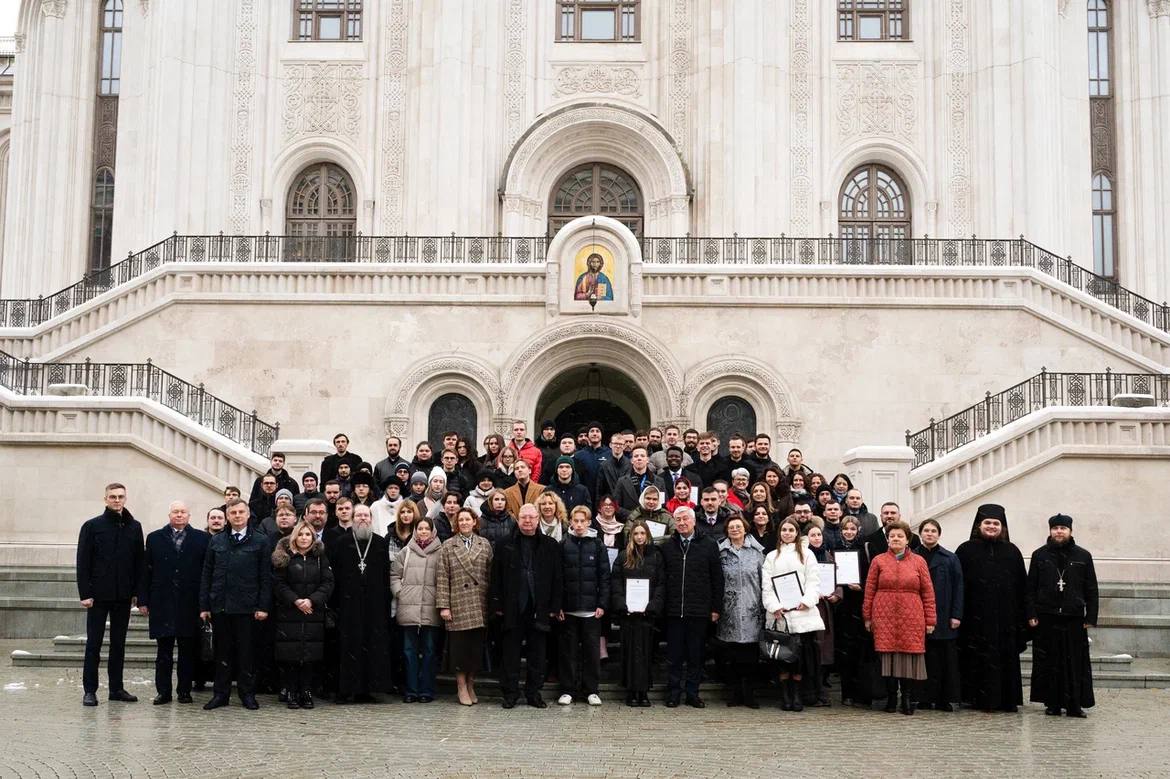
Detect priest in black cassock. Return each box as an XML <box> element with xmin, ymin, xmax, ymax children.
<box><xmin>327</xmin><ymin>504</ymin><xmax>392</xmax><ymax>703</ymax></box>
<box><xmin>955</xmin><ymin>503</ymin><xmax>1028</xmax><ymax>712</ymax></box>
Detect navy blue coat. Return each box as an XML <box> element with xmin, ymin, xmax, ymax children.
<box><xmin>921</xmin><ymin>544</ymin><xmax>964</xmax><ymax>640</ymax></box>
<box><xmin>199</xmin><ymin>528</ymin><xmax>273</xmax><ymax>614</ymax></box>
<box><xmin>560</xmin><ymin>533</ymin><xmax>611</xmax><ymax>613</ymax></box>
<box><xmin>139</xmin><ymin>526</ymin><xmax>210</xmax><ymax>638</ymax></box>
<box><xmin>76</xmin><ymin>508</ymin><xmax>144</xmax><ymax>603</ymax></box>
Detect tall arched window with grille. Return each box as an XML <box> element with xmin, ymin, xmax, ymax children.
<box><xmin>1092</xmin><ymin>172</ymin><xmax>1116</xmax><ymax>279</ymax></box>
<box><xmin>284</xmin><ymin>162</ymin><xmax>357</xmax><ymax>260</ymax></box>
<box><xmin>838</xmin><ymin>163</ymin><xmax>911</xmax><ymax>263</ymax></box>
<box><xmin>90</xmin><ymin>168</ymin><xmax>115</xmax><ymax>271</ymax></box>
<box><xmin>548</xmin><ymin>162</ymin><xmax>643</xmax><ymax>237</ymax></box>
<box><xmin>1088</xmin><ymin>0</ymin><xmax>1119</xmax><ymax>280</ymax></box>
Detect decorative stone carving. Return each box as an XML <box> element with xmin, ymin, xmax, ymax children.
<box><xmin>503</xmin><ymin>0</ymin><xmax>527</xmax><ymax>146</ymax></box>
<box><xmin>13</xmin><ymin>33</ymin><xmax>24</xmax><ymax>54</ymax></box>
<box><xmin>380</xmin><ymin>0</ymin><xmax>408</xmax><ymax>233</ymax></box>
<box><xmin>553</xmin><ymin>65</ymin><xmax>642</xmax><ymax>98</ymax></box>
<box><xmin>383</xmin><ymin>415</ymin><xmax>409</xmax><ymax>437</ymax></box>
<box><xmin>93</xmin><ymin>98</ymin><xmax>119</xmax><ymax>170</ymax></box>
<box><xmin>946</xmin><ymin>0</ymin><xmax>973</xmax><ymax>236</ymax></box>
<box><xmin>1090</xmin><ymin>98</ymin><xmax>1115</xmax><ymax>176</ymax></box>
<box><xmin>40</xmin><ymin>0</ymin><xmax>66</xmax><ymax>19</ymax></box>
<box><xmin>776</xmin><ymin>420</ymin><xmax>802</xmax><ymax>444</ymax></box>
<box><xmin>229</xmin><ymin>0</ymin><xmax>257</xmax><ymax>235</ymax></box>
<box><xmin>1150</xmin><ymin>0</ymin><xmax>1170</xmax><ymax>18</ymax></box>
<box><xmin>789</xmin><ymin>0</ymin><xmax>812</xmax><ymax>234</ymax></box>
<box><xmin>835</xmin><ymin>62</ymin><xmax>918</xmax><ymax>143</ymax></box>
<box><xmin>1057</xmin><ymin>0</ymin><xmax>1071</xmax><ymax>17</ymax></box>
<box><xmin>668</xmin><ymin>0</ymin><xmax>691</xmax><ymax>152</ymax></box>
<box><xmin>391</xmin><ymin>354</ymin><xmax>505</xmax><ymax>417</ymax></box>
<box><xmin>679</xmin><ymin>357</ymin><xmax>797</xmax><ymax>419</ymax></box>
<box><xmin>139</xmin><ymin>0</ymin><xmax>150</xmax><ymax>15</ymax></box>
<box><xmin>281</xmin><ymin>62</ymin><xmax>365</xmax><ymax>144</ymax></box>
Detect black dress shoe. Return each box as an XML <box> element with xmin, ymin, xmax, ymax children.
<box><xmin>1045</xmin><ymin>707</ymin><xmax>1062</xmax><ymax>716</ymax></box>
<box><xmin>638</xmin><ymin>693</ymin><xmax>652</xmax><ymax>708</ymax></box>
<box><xmin>177</xmin><ymin>693</ymin><xmax>193</xmax><ymax>704</ymax></box>
<box><xmin>203</xmin><ymin>695</ymin><xmax>229</xmax><ymax>710</ymax></box>
<box><xmin>527</xmin><ymin>695</ymin><xmax>547</xmax><ymax>709</ymax></box>
<box><xmin>287</xmin><ymin>697</ymin><xmax>300</xmax><ymax>709</ymax></box>
<box><xmin>82</xmin><ymin>692</ymin><xmax>98</xmax><ymax>707</ymax></box>
<box><xmin>664</xmin><ymin>697</ymin><xmax>679</xmax><ymax>708</ymax></box>
<box><xmin>625</xmin><ymin>694</ymin><xmax>637</xmax><ymax>707</ymax></box>
<box><xmin>152</xmin><ymin>694</ymin><xmax>172</xmax><ymax>705</ymax></box>
<box><xmin>418</xmin><ymin>695</ymin><xmax>434</xmax><ymax>703</ymax></box>
<box><xmin>109</xmin><ymin>689</ymin><xmax>138</xmax><ymax>703</ymax></box>
<box><xmin>278</xmin><ymin>689</ymin><xmax>289</xmax><ymax>703</ymax></box>
<box><xmin>686</xmin><ymin>695</ymin><xmax>706</xmax><ymax>709</ymax></box>
<box><xmin>501</xmin><ymin>697</ymin><xmax>518</xmax><ymax>709</ymax></box>
<box><xmin>1067</xmin><ymin>708</ymin><xmax>1087</xmax><ymax>718</ymax></box>
<box><xmin>937</xmin><ymin>702</ymin><xmax>954</xmax><ymax>712</ymax></box>
<box><xmin>241</xmin><ymin>695</ymin><xmax>260</xmax><ymax>710</ymax></box>
<box><xmin>300</xmin><ymin>691</ymin><xmax>315</xmax><ymax>709</ymax></box>
<box><xmin>403</xmin><ymin>694</ymin><xmax>418</xmax><ymax>703</ymax></box>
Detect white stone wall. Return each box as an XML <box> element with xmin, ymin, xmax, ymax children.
<box><xmin>3</xmin><ymin>0</ymin><xmax>1164</xmax><ymax>300</ymax></box>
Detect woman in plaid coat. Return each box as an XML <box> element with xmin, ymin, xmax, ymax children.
<box><xmin>437</xmin><ymin>507</ymin><xmax>493</xmax><ymax>705</ymax></box>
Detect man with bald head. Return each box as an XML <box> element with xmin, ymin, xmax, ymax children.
<box><xmin>139</xmin><ymin>500</ymin><xmax>210</xmax><ymax>705</ymax></box>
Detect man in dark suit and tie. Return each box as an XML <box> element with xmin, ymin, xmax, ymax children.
<box><xmin>138</xmin><ymin>500</ymin><xmax>209</xmax><ymax>704</ymax></box>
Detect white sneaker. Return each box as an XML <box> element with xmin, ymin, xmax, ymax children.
<box><xmin>557</xmin><ymin>693</ymin><xmax>572</xmax><ymax>705</ymax></box>
<box><xmin>587</xmin><ymin>693</ymin><xmax>602</xmax><ymax>706</ymax></box>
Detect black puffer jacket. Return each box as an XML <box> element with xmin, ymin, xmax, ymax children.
<box><xmin>659</xmin><ymin>533</ymin><xmax>724</xmax><ymax>618</ymax></box>
<box><xmin>479</xmin><ymin>508</ymin><xmax>517</xmax><ymax>548</ymax></box>
<box><xmin>560</xmin><ymin>532</ymin><xmax>611</xmax><ymax>613</ymax></box>
<box><xmin>271</xmin><ymin>537</ymin><xmax>334</xmax><ymax>664</ymax></box>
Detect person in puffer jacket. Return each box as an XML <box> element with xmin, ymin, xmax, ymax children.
<box><xmin>556</xmin><ymin>506</ymin><xmax>611</xmax><ymax>706</ymax></box>
<box><xmin>390</xmin><ymin>517</ymin><xmax>444</xmax><ymax>703</ymax></box>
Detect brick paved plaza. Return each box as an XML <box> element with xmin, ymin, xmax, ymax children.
<box><xmin>0</xmin><ymin>643</ymin><xmax>1164</xmax><ymax>779</ymax></box>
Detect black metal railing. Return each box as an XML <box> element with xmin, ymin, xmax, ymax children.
<box><xmin>641</xmin><ymin>235</ymin><xmax>1170</xmax><ymax>333</ymax></box>
<box><xmin>2</xmin><ymin>233</ymin><xmax>1167</xmax><ymax>333</ymax></box>
<box><xmin>0</xmin><ymin>350</ymin><xmax>279</xmax><ymax>456</ymax></box>
<box><xmin>905</xmin><ymin>368</ymin><xmax>1170</xmax><ymax>468</ymax></box>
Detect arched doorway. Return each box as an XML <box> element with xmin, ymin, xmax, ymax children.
<box><xmin>534</xmin><ymin>364</ymin><xmax>650</xmax><ymax>439</ymax></box>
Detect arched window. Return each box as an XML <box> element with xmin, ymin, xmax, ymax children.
<box><xmin>1088</xmin><ymin>0</ymin><xmax>1111</xmax><ymax>97</ymax></box>
<box><xmin>548</xmin><ymin>162</ymin><xmax>642</xmax><ymax>238</ymax></box>
<box><xmin>1092</xmin><ymin>173</ymin><xmax>1116</xmax><ymax>278</ymax></box>
<box><xmin>838</xmin><ymin>163</ymin><xmax>911</xmax><ymax>262</ymax></box>
<box><xmin>90</xmin><ymin>168</ymin><xmax>115</xmax><ymax>271</ymax></box>
<box><xmin>427</xmin><ymin>393</ymin><xmax>477</xmax><ymax>451</ymax></box>
<box><xmin>706</xmin><ymin>396</ymin><xmax>757</xmax><ymax>450</ymax></box>
<box><xmin>284</xmin><ymin>162</ymin><xmax>357</xmax><ymax>260</ymax></box>
<box><xmin>99</xmin><ymin>0</ymin><xmax>123</xmax><ymax>96</ymax></box>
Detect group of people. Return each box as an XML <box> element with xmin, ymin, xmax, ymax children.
<box><xmin>75</xmin><ymin>421</ymin><xmax>1099</xmax><ymax>717</ymax></box>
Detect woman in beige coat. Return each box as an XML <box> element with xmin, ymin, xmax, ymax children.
<box><xmin>390</xmin><ymin>517</ymin><xmax>443</xmax><ymax>703</ymax></box>
<box><xmin>437</xmin><ymin>507</ymin><xmax>494</xmax><ymax>705</ymax></box>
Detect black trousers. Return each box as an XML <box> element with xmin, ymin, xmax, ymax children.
<box><xmin>558</xmin><ymin>615</ymin><xmax>601</xmax><ymax>696</ymax></box>
<box><xmin>500</xmin><ymin>615</ymin><xmax>548</xmax><ymax>700</ymax></box>
<box><xmin>282</xmin><ymin>662</ymin><xmax>314</xmax><ymax>694</ymax></box>
<box><xmin>665</xmin><ymin>616</ymin><xmax>708</xmax><ymax>698</ymax></box>
<box><xmin>155</xmin><ymin>635</ymin><xmax>198</xmax><ymax>697</ymax></box>
<box><xmin>83</xmin><ymin>599</ymin><xmax>131</xmax><ymax>694</ymax></box>
<box><xmin>212</xmin><ymin>613</ymin><xmax>256</xmax><ymax>698</ymax></box>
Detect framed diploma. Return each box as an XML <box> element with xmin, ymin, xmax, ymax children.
<box><xmin>626</xmin><ymin>577</ymin><xmax>650</xmax><ymax>613</ymax></box>
<box><xmin>835</xmin><ymin>550</ymin><xmax>861</xmax><ymax>586</ymax></box>
<box><xmin>771</xmin><ymin>571</ymin><xmax>804</xmax><ymax>610</ymax></box>
<box><xmin>816</xmin><ymin>562</ymin><xmax>837</xmax><ymax>597</ymax></box>
<box><xmin>645</xmin><ymin>520</ymin><xmax>667</xmax><ymax>539</ymax></box>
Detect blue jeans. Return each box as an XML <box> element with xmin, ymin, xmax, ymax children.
<box><xmin>402</xmin><ymin>625</ymin><xmax>438</xmax><ymax>698</ymax></box>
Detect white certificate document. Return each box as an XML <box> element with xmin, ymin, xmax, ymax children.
<box><xmin>607</xmin><ymin>547</ymin><xmax>619</xmax><ymax>570</ymax></box>
<box><xmin>771</xmin><ymin>572</ymin><xmax>804</xmax><ymax>610</ymax></box>
<box><xmin>626</xmin><ymin>578</ymin><xmax>650</xmax><ymax>613</ymax></box>
<box><xmin>646</xmin><ymin>520</ymin><xmax>667</xmax><ymax>539</ymax></box>
<box><xmin>817</xmin><ymin>562</ymin><xmax>837</xmax><ymax>597</ymax></box>
<box><xmin>835</xmin><ymin>551</ymin><xmax>861</xmax><ymax>586</ymax></box>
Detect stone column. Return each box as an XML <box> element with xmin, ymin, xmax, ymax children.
<box><xmin>1148</xmin><ymin>1</ymin><xmax>1170</xmax><ymax>299</ymax></box>
<box><xmin>841</xmin><ymin>445</ymin><xmax>915</xmax><ymax>515</ymax></box>
<box><xmin>270</xmin><ymin>438</ymin><xmax>334</xmax><ymax>483</ymax></box>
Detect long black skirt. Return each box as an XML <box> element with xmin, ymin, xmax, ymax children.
<box><xmin>447</xmin><ymin>628</ymin><xmax>485</xmax><ymax>674</ymax></box>
<box><xmin>920</xmin><ymin>638</ymin><xmax>961</xmax><ymax>705</ymax></box>
<box><xmin>620</xmin><ymin>615</ymin><xmax>655</xmax><ymax>693</ymax></box>
<box><xmin>1029</xmin><ymin>615</ymin><xmax>1094</xmax><ymax>709</ymax></box>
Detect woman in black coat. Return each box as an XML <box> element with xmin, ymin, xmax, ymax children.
<box><xmin>272</xmin><ymin>521</ymin><xmax>334</xmax><ymax>709</ymax></box>
<box><xmin>833</xmin><ymin>516</ymin><xmax>872</xmax><ymax>706</ymax></box>
<box><xmin>917</xmin><ymin>519</ymin><xmax>964</xmax><ymax>711</ymax></box>
<box><xmin>610</xmin><ymin>520</ymin><xmax>664</xmax><ymax>707</ymax></box>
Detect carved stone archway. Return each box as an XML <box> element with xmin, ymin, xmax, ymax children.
<box><xmin>681</xmin><ymin>356</ymin><xmax>802</xmax><ymax>448</ymax></box>
<box><xmin>384</xmin><ymin>354</ymin><xmax>504</xmax><ymax>445</ymax></box>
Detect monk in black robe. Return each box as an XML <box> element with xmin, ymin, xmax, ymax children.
<box><xmin>328</xmin><ymin>505</ymin><xmax>392</xmax><ymax>702</ymax></box>
<box><xmin>1026</xmin><ymin>513</ymin><xmax>1098</xmax><ymax>717</ymax></box>
<box><xmin>955</xmin><ymin>503</ymin><xmax>1028</xmax><ymax>712</ymax></box>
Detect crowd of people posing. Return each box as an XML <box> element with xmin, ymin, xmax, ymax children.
<box><xmin>75</xmin><ymin>421</ymin><xmax>1100</xmax><ymax>718</ymax></box>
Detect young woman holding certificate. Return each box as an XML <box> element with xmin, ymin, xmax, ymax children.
<box><xmin>862</xmin><ymin>520</ymin><xmax>937</xmax><ymax>715</ymax></box>
<box><xmin>761</xmin><ymin>516</ymin><xmax>825</xmax><ymax>711</ymax></box>
<box><xmin>610</xmin><ymin>521</ymin><xmax>664</xmax><ymax>707</ymax></box>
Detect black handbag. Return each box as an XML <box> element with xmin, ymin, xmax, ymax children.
<box><xmin>199</xmin><ymin>619</ymin><xmax>214</xmax><ymax>662</ymax></box>
<box><xmin>759</xmin><ymin>615</ymin><xmax>800</xmax><ymax>664</ymax></box>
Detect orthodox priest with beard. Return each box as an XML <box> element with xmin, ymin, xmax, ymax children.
<box><xmin>327</xmin><ymin>504</ymin><xmax>392</xmax><ymax>703</ymax></box>
<box><xmin>955</xmin><ymin>503</ymin><xmax>1028</xmax><ymax>713</ymax></box>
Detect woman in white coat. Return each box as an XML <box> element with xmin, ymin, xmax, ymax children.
<box><xmin>761</xmin><ymin>516</ymin><xmax>825</xmax><ymax>711</ymax></box>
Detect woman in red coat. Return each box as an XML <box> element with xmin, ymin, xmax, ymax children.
<box><xmin>863</xmin><ymin>520</ymin><xmax>936</xmax><ymax>715</ymax></box>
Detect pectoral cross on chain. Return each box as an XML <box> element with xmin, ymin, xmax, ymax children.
<box><xmin>1057</xmin><ymin>576</ymin><xmax>1065</xmax><ymax>592</ymax></box>
<box><xmin>358</xmin><ymin>560</ymin><xmax>367</xmax><ymax>575</ymax></box>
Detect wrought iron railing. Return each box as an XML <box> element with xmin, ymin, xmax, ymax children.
<box><xmin>906</xmin><ymin>369</ymin><xmax>1170</xmax><ymax>468</ymax></box>
<box><xmin>0</xmin><ymin>350</ymin><xmax>279</xmax><ymax>456</ymax></box>
<box><xmin>2</xmin><ymin>233</ymin><xmax>1167</xmax><ymax>332</ymax></box>
<box><xmin>0</xmin><ymin>233</ymin><xmax>549</xmax><ymax>327</ymax></box>
<box><xmin>641</xmin><ymin>236</ymin><xmax>1170</xmax><ymax>333</ymax></box>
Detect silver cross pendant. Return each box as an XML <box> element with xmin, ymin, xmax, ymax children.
<box><xmin>358</xmin><ymin>560</ymin><xmax>367</xmax><ymax>574</ymax></box>
<box><xmin>1057</xmin><ymin>577</ymin><xmax>1065</xmax><ymax>592</ymax></box>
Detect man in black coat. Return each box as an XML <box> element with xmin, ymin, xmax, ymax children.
<box><xmin>685</xmin><ymin>436</ymin><xmax>728</xmax><ymax>490</ymax></box>
<box><xmin>138</xmin><ymin>500</ymin><xmax>209</xmax><ymax>705</ymax></box>
<box><xmin>76</xmin><ymin>482</ymin><xmax>144</xmax><ymax>707</ymax></box>
<box><xmin>659</xmin><ymin>506</ymin><xmax>724</xmax><ymax>708</ymax></box>
<box><xmin>490</xmin><ymin>503</ymin><xmax>563</xmax><ymax>709</ymax></box>
<box><xmin>695</xmin><ymin>487</ymin><xmax>733</xmax><ymax>541</ymax></box>
<box><xmin>320</xmin><ymin>432</ymin><xmax>363</xmax><ymax>484</ymax></box>
<box><xmin>548</xmin><ymin>456</ymin><xmax>592</xmax><ymax>515</ymax></box>
<box><xmin>1026</xmin><ymin>514</ymin><xmax>1099</xmax><ymax>717</ymax></box>
<box><xmin>594</xmin><ymin>432</ymin><xmax>630</xmax><ymax>499</ymax></box>
<box><xmin>248</xmin><ymin>451</ymin><xmax>299</xmax><ymax>502</ymax></box>
<box><xmin>372</xmin><ymin>435</ymin><xmax>410</xmax><ymax>488</ymax></box>
<box><xmin>557</xmin><ymin>509</ymin><xmax>610</xmax><ymax>705</ymax></box>
<box><xmin>612</xmin><ymin>447</ymin><xmax>666</xmax><ymax>512</ymax></box>
<box><xmin>248</xmin><ymin>473</ymin><xmax>278</xmax><ymax>530</ymax></box>
<box><xmin>863</xmin><ymin>502</ymin><xmax>922</xmax><ymax>561</ymax></box>
<box><xmin>199</xmin><ymin>499</ymin><xmax>272</xmax><ymax>710</ymax></box>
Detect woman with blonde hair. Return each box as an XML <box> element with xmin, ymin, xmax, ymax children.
<box><xmin>761</xmin><ymin>515</ymin><xmax>824</xmax><ymax>711</ymax></box>
<box><xmin>437</xmin><ymin>507</ymin><xmax>493</xmax><ymax>705</ymax></box>
<box><xmin>271</xmin><ymin>519</ymin><xmax>334</xmax><ymax>709</ymax></box>
<box><xmin>388</xmin><ymin>499</ymin><xmax>420</xmax><ymax>556</ymax></box>
<box><xmin>535</xmin><ymin>491</ymin><xmax>568</xmax><ymax>542</ymax></box>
